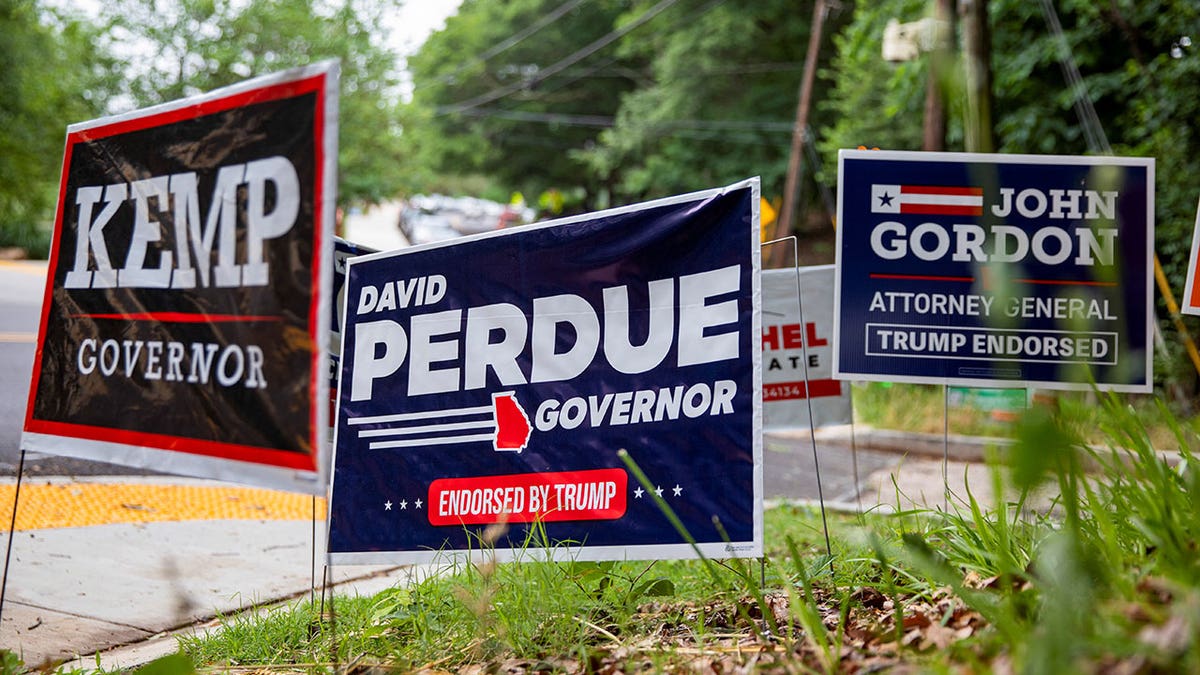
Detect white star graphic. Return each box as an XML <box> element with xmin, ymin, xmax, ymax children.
<box><xmin>415</xmin><ymin>499</ymin><xmax>424</xmax><ymax>509</ymax></box>
<box><xmin>654</xmin><ymin>485</ymin><xmax>663</xmax><ymax>497</ymax></box>
<box><xmin>399</xmin><ymin>499</ymin><xmax>408</xmax><ymax>510</ymax></box>
<box><xmin>384</xmin><ymin>501</ymin><xmax>392</xmax><ymax>511</ymax></box>
<box><xmin>634</xmin><ymin>486</ymin><xmax>644</xmax><ymax>499</ymax></box>
<box><xmin>672</xmin><ymin>484</ymin><xmax>683</xmax><ymax>497</ymax></box>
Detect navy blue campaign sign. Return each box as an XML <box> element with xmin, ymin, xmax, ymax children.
<box><xmin>834</xmin><ymin>150</ymin><xmax>1154</xmax><ymax>392</ymax></box>
<box><xmin>328</xmin><ymin>179</ymin><xmax>763</xmax><ymax>565</ymax></box>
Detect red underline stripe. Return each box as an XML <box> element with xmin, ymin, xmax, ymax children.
<box><xmin>899</xmin><ymin>204</ymin><xmax>983</xmax><ymax>216</ymax></box>
<box><xmin>870</xmin><ymin>273</ymin><xmax>975</xmax><ymax>282</ymax></box>
<box><xmin>1015</xmin><ymin>279</ymin><xmax>1118</xmax><ymax>287</ymax></box>
<box><xmin>72</xmin><ymin>313</ymin><xmax>284</xmax><ymax>323</ymax></box>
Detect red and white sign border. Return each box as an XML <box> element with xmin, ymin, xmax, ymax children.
<box><xmin>21</xmin><ymin>61</ymin><xmax>339</xmax><ymax>494</ymax></box>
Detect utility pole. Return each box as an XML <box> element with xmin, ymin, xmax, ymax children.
<box><xmin>959</xmin><ymin>0</ymin><xmax>994</xmax><ymax>152</ymax></box>
<box><xmin>924</xmin><ymin>0</ymin><xmax>954</xmax><ymax>151</ymax></box>
<box><xmin>772</xmin><ymin>0</ymin><xmax>827</xmax><ymax>268</ymax></box>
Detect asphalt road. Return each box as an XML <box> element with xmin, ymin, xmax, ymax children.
<box><xmin>0</xmin><ymin>261</ymin><xmax>150</xmax><ymax>477</ymax></box>
<box><xmin>0</xmin><ymin>261</ymin><xmax>44</xmax><ymax>474</ymax></box>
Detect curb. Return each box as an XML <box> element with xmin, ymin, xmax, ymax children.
<box><xmin>769</xmin><ymin>425</ymin><xmax>1003</xmax><ymax>463</ymax></box>
<box><xmin>794</xmin><ymin>424</ymin><xmax>1184</xmax><ymax>469</ymax></box>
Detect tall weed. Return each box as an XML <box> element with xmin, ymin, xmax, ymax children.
<box><xmin>889</xmin><ymin>388</ymin><xmax>1200</xmax><ymax>672</ymax></box>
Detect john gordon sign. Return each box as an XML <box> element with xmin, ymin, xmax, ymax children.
<box><xmin>834</xmin><ymin>150</ymin><xmax>1153</xmax><ymax>392</ymax></box>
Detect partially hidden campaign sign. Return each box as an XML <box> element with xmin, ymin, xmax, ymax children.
<box><xmin>761</xmin><ymin>266</ymin><xmax>850</xmax><ymax>430</ymax></box>
<box><xmin>834</xmin><ymin>150</ymin><xmax>1153</xmax><ymax>392</ymax></box>
<box><xmin>329</xmin><ymin>179</ymin><xmax>762</xmax><ymax>564</ymax></box>
<box><xmin>1179</xmin><ymin>197</ymin><xmax>1200</xmax><ymax>317</ymax></box>
<box><xmin>22</xmin><ymin>62</ymin><xmax>339</xmax><ymax>493</ymax></box>
<box><xmin>330</xmin><ymin>236</ymin><xmax>377</xmax><ymax>428</ymax></box>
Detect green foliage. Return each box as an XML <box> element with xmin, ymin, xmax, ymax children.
<box><xmin>0</xmin><ymin>0</ymin><xmax>116</xmax><ymax>256</ymax></box>
<box><xmin>130</xmin><ymin>652</ymin><xmax>195</xmax><ymax>675</ymax></box>
<box><xmin>106</xmin><ymin>0</ymin><xmax>406</xmax><ymax>208</ymax></box>
<box><xmin>0</xmin><ymin>650</ymin><xmax>23</xmax><ymax>675</ymax></box>
<box><xmin>879</xmin><ymin>389</ymin><xmax>1200</xmax><ymax>672</ymax></box>
<box><xmin>403</xmin><ymin>0</ymin><xmax>643</xmax><ymax>206</ymax></box>
<box><xmin>581</xmin><ymin>0</ymin><xmax>836</xmax><ymax>204</ymax></box>
<box><xmin>818</xmin><ymin>0</ymin><xmax>932</xmax><ymax>175</ymax></box>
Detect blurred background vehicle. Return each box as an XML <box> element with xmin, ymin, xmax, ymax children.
<box><xmin>399</xmin><ymin>194</ymin><xmax>535</xmax><ymax>245</ymax></box>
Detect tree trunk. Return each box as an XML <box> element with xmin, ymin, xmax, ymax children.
<box><xmin>959</xmin><ymin>0</ymin><xmax>994</xmax><ymax>152</ymax></box>
<box><xmin>924</xmin><ymin>0</ymin><xmax>955</xmax><ymax>151</ymax></box>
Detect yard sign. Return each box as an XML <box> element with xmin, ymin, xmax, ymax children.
<box><xmin>1179</xmin><ymin>197</ymin><xmax>1200</xmax><ymax>317</ymax></box>
<box><xmin>761</xmin><ymin>266</ymin><xmax>851</xmax><ymax>430</ymax></box>
<box><xmin>328</xmin><ymin>179</ymin><xmax>762</xmax><ymax>565</ymax></box>
<box><xmin>834</xmin><ymin>150</ymin><xmax>1153</xmax><ymax>392</ymax></box>
<box><xmin>22</xmin><ymin>62</ymin><xmax>339</xmax><ymax>494</ymax></box>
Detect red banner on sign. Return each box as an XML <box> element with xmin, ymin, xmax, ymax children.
<box><xmin>428</xmin><ymin>468</ymin><xmax>628</xmax><ymax>526</ymax></box>
<box><xmin>762</xmin><ymin>379</ymin><xmax>842</xmax><ymax>402</ymax></box>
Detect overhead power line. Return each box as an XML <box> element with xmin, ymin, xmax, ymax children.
<box><xmin>478</xmin><ymin>0</ymin><xmax>728</xmax><ymax>107</ymax></box>
<box><xmin>458</xmin><ymin>106</ymin><xmax>796</xmax><ymax>134</ymax></box>
<box><xmin>437</xmin><ymin>0</ymin><xmax>682</xmax><ymax>115</ymax></box>
<box><xmin>1037</xmin><ymin>0</ymin><xmax>1111</xmax><ymax>154</ymax></box>
<box><xmin>435</xmin><ymin>0</ymin><xmax>594</xmax><ymax>85</ymax></box>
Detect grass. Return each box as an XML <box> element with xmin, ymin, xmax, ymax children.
<box><xmin>169</xmin><ymin>391</ymin><xmax>1200</xmax><ymax>673</ymax></box>
<box><xmin>852</xmin><ymin>381</ymin><xmax>1200</xmax><ymax>449</ymax></box>
<box><xmin>8</xmin><ymin>387</ymin><xmax>1200</xmax><ymax>673</ymax></box>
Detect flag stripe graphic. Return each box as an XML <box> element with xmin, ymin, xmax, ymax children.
<box><xmin>357</xmin><ymin>419</ymin><xmax>495</xmax><ymax>438</ymax></box>
<box><xmin>898</xmin><ymin>193</ymin><xmax>983</xmax><ymax>206</ymax></box>
<box><xmin>370</xmin><ymin>433</ymin><xmax>495</xmax><ymax>450</ymax></box>
<box><xmin>348</xmin><ymin>405</ymin><xmax>492</xmax><ymax>425</ymax></box>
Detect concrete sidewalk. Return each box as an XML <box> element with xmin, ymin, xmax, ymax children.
<box><xmin>0</xmin><ymin>477</ymin><xmax>426</xmax><ymax>670</ymax></box>
<box><xmin>0</xmin><ymin>431</ymin><xmax>1008</xmax><ymax>671</ymax></box>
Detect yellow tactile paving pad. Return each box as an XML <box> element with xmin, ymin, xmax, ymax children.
<box><xmin>0</xmin><ymin>483</ymin><xmax>327</xmax><ymax>532</ymax></box>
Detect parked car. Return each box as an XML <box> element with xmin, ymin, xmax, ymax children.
<box><xmin>399</xmin><ymin>194</ymin><xmax>534</xmax><ymax>245</ymax></box>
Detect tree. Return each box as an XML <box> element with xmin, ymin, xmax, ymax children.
<box><xmin>817</xmin><ymin>0</ymin><xmax>940</xmax><ymax>179</ymax></box>
<box><xmin>581</xmin><ymin>0</ymin><xmax>842</xmax><ymax>211</ymax></box>
<box><xmin>106</xmin><ymin>0</ymin><xmax>407</xmax><ymax>208</ymax></box>
<box><xmin>404</xmin><ymin>0</ymin><xmax>850</xmax><ymax>219</ymax></box>
<box><xmin>402</xmin><ymin>0</ymin><xmax>644</xmax><ymax>209</ymax></box>
<box><xmin>0</xmin><ymin>0</ymin><xmax>117</xmax><ymax>255</ymax></box>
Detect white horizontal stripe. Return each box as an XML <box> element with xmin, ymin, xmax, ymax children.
<box><xmin>358</xmin><ymin>419</ymin><xmax>495</xmax><ymax>438</ymax></box>
<box><xmin>899</xmin><ymin>194</ymin><xmax>983</xmax><ymax>206</ymax></box>
<box><xmin>369</xmin><ymin>433</ymin><xmax>494</xmax><ymax>449</ymax></box>
<box><xmin>348</xmin><ymin>405</ymin><xmax>492</xmax><ymax>425</ymax></box>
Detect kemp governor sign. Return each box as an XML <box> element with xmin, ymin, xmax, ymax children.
<box><xmin>22</xmin><ymin>62</ymin><xmax>339</xmax><ymax>493</ymax></box>
<box><xmin>329</xmin><ymin>179</ymin><xmax>762</xmax><ymax>564</ymax></box>
<box><xmin>835</xmin><ymin>150</ymin><xmax>1153</xmax><ymax>392</ymax></box>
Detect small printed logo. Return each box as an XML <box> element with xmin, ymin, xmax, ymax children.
<box><xmin>871</xmin><ymin>184</ymin><xmax>983</xmax><ymax>216</ymax></box>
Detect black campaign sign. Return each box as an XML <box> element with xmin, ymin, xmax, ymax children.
<box><xmin>23</xmin><ymin>64</ymin><xmax>337</xmax><ymax>492</ymax></box>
